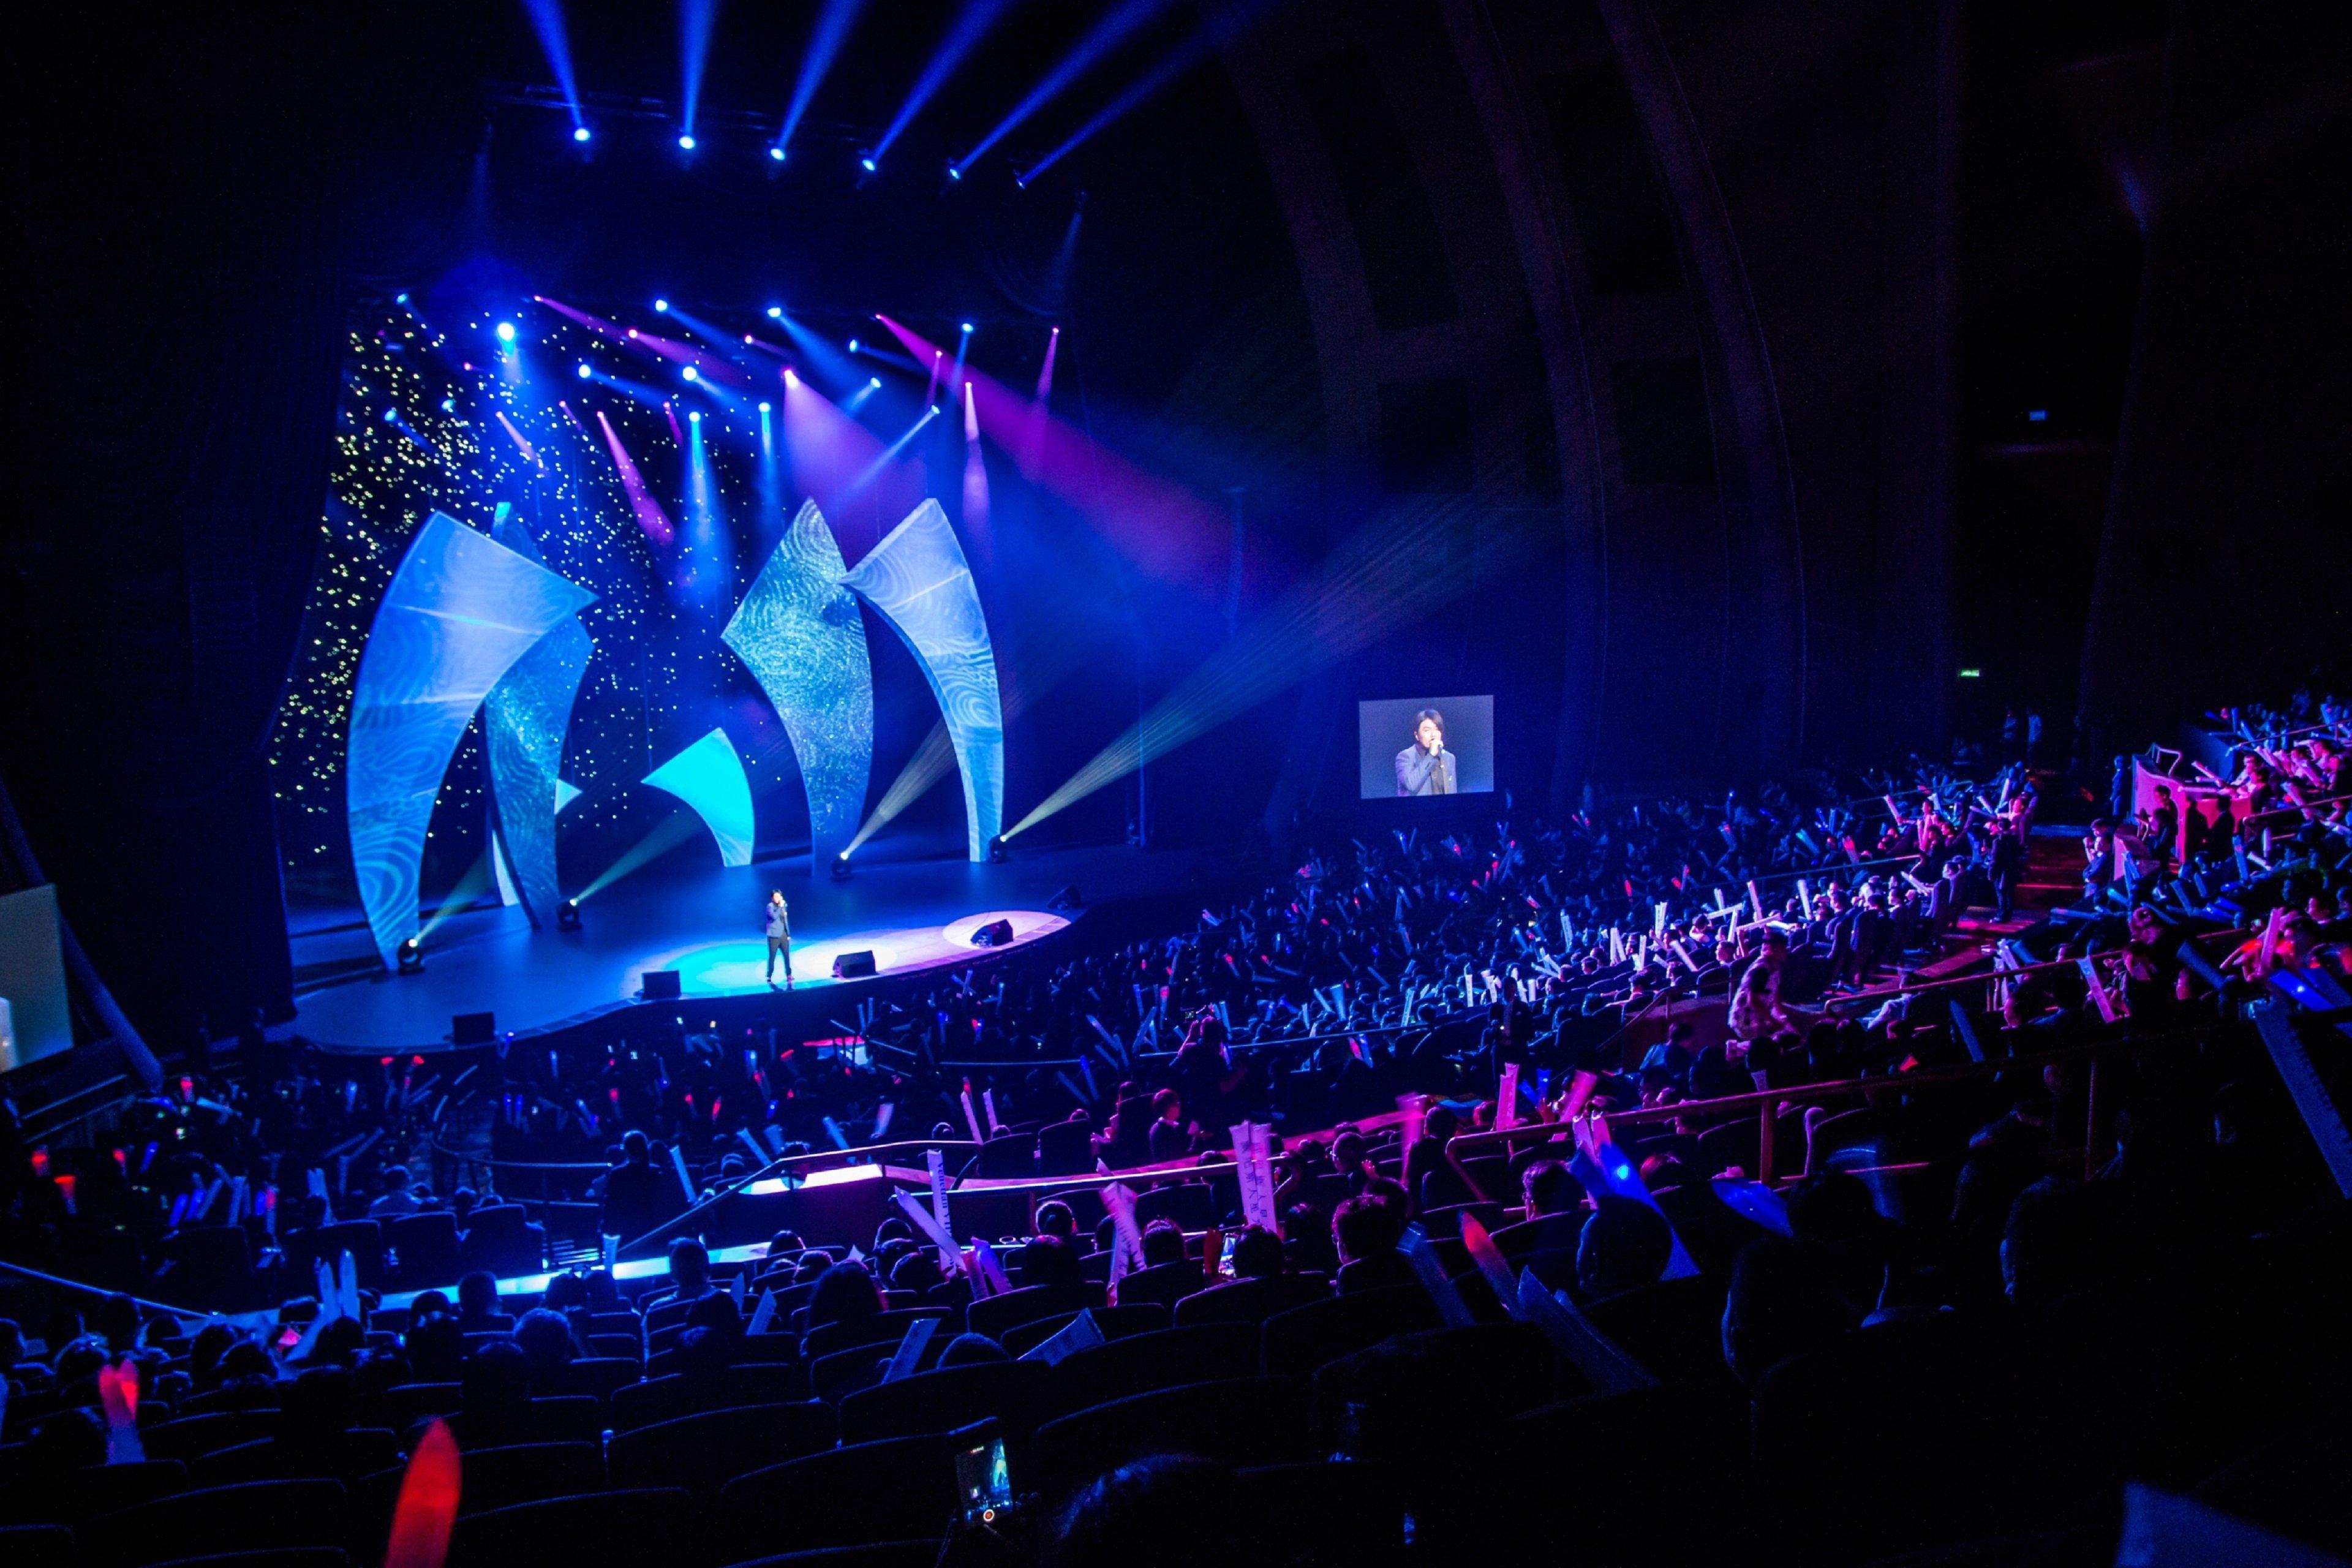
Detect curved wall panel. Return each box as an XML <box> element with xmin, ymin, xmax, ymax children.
<box><xmin>484</xmin><ymin>514</ymin><xmax>596</xmax><ymax>926</ymax></box>
<box><xmin>840</xmin><ymin>500</ymin><xmax>1003</xmax><ymax>861</ymax></box>
<box><xmin>722</xmin><ymin>502</ymin><xmax>873</xmax><ymax>870</ymax></box>
<box><xmin>643</xmin><ymin>726</ymin><xmax>756</xmax><ymax>869</ymax></box>
<box><xmin>346</xmin><ymin>511</ymin><xmax>595</xmax><ymax>967</ymax></box>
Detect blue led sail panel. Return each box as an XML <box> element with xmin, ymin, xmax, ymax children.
<box><xmin>842</xmin><ymin>499</ymin><xmax>1003</xmax><ymax>861</ymax></box>
<box><xmin>347</xmin><ymin>511</ymin><xmax>596</xmax><ymax>968</ymax></box>
<box><xmin>644</xmin><ymin>727</ymin><xmax>756</xmax><ymax>867</ymax></box>
<box><xmin>485</xmin><ymin>514</ymin><xmax>597</xmax><ymax>927</ymax></box>
<box><xmin>722</xmin><ymin>502</ymin><xmax>873</xmax><ymax>869</ymax></box>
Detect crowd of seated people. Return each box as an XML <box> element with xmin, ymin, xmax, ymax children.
<box><xmin>3</xmin><ymin>698</ymin><xmax>2350</xmax><ymax>1563</ymax></box>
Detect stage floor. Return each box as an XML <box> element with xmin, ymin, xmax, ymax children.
<box><xmin>289</xmin><ymin>839</ymin><xmax>1196</xmax><ymax>1054</ymax></box>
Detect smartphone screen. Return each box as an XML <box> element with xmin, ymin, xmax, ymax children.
<box><xmin>954</xmin><ymin>1428</ymin><xmax>1013</xmax><ymax>1525</ymax></box>
<box><xmin>1219</xmin><ymin>1232</ymin><xmax>1239</xmax><ymax>1278</ymax></box>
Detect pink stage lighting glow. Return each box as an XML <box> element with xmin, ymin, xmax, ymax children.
<box><xmin>875</xmin><ymin>315</ymin><xmax>1224</xmax><ymax>594</ymax></box>
<box><xmin>594</xmin><ymin>411</ymin><xmax>676</xmax><ymax>547</ymax></box>
<box><xmin>961</xmin><ymin>379</ymin><xmax>992</xmax><ymax>564</ymax></box>
<box><xmin>492</xmin><ymin>411</ymin><xmax>541</xmax><ymax>467</ymax></box>
<box><xmin>782</xmin><ymin>370</ymin><xmax>924</xmax><ymax>539</ymax></box>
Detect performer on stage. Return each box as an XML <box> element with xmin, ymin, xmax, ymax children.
<box><xmin>765</xmin><ymin>890</ymin><xmax>794</xmax><ymax>989</ymax></box>
<box><xmin>1395</xmin><ymin>708</ymin><xmax>1458</xmax><ymax>797</ymax></box>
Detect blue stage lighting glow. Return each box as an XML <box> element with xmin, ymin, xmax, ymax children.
<box><xmin>682</xmin><ymin>366</ymin><xmax>699</xmax><ymax>381</ymax></box>
<box><xmin>394</xmin><ymin>293</ymin><xmax>409</xmax><ymax>304</ymax></box>
<box><xmin>678</xmin><ymin>132</ymin><xmax>697</xmax><ymax>151</ymax></box>
<box><xmin>641</xmin><ymin>728</ymin><xmax>755</xmax><ymax>868</ymax></box>
<box><xmin>724</xmin><ymin>503</ymin><xmax>875</xmax><ymax>870</ymax></box>
<box><xmin>840</xmin><ymin>500</ymin><xmax>1004</xmax><ymax>862</ymax></box>
<box><xmin>956</xmin><ymin>0</ymin><xmax>1177</xmax><ymax>173</ymax></box>
<box><xmin>947</xmin><ymin>164</ymin><xmax>963</xmax><ymax>181</ymax></box>
<box><xmin>960</xmin><ymin>322</ymin><xmax>974</xmax><ymax>334</ymax></box>
<box><xmin>768</xmin><ymin>145</ymin><xmax>785</xmax><ymax>161</ymax></box>
<box><xmin>573</xmin><ymin>125</ymin><xmax>592</xmax><ymax>143</ymax></box>
<box><xmin>766</xmin><ymin>306</ymin><xmax>783</xmax><ymax>319</ymax></box>
<box><xmin>758</xmin><ymin>401</ymin><xmax>772</xmax><ymax>412</ymax></box>
<box><xmin>688</xmin><ymin>410</ymin><xmax>702</xmax><ymax>422</ymax></box>
<box><xmin>869</xmin><ymin>377</ymin><xmax>882</xmax><ymax>388</ymax></box>
<box><xmin>495</xmin><ymin>322</ymin><xmax>516</xmax><ymax>343</ymax></box>
<box><xmin>847</xmin><ymin>338</ymin><xmax>860</xmax><ymax>353</ymax></box>
<box><xmin>654</xmin><ymin>299</ymin><xmax>670</xmax><ymax>312</ymax></box>
<box><xmin>484</xmin><ymin>514</ymin><xmax>594</xmax><ymax>930</ymax></box>
<box><xmin>576</xmin><ymin>362</ymin><xmax>593</xmax><ymax>379</ymax></box>
<box><xmin>861</xmin><ymin>155</ymin><xmax>878</xmax><ymax>172</ymax></box>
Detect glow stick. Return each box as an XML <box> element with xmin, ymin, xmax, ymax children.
<box><xmin>383</xmin><ymin>1420</ymin><xmax>462</xmax><ymax>1568</ymax></box>
<box><xmin>748</xmin><ymin>1289</ymin><xmax>778</xmax><ymax>1336</ymax></box>
<box><xmin>669</xmin><ymin>1145</ymin><xmax>696</xmax><ymax>1204</ymax></box>
<box><xmin>882</xmin><ymin>1316</ymin><xmax>940</xmax><ymax>1381</ymax></box>
<box><xmin>97</xmin><ymin>1361</ymin><xmax>143</xmax><ymax>1464</ymax></box>
<box><xmin>1018</xmin><ymin>1307</ymin><xmax>1104</xmax><ymax>1365</ymax></box>
<box><xmin>1102</xmin><ymin>1182</ymin><xmax>1145</xmax><ymax>1284</ymax></box>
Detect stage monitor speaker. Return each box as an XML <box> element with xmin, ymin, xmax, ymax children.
<box><xmin>971</xmin><ymin>919</ymin><xmax>1016</xmax><ymax>949</ymax></box>
<box><xmin>833</xmin><ymin>950</ymin><xmax>876</xmax><ymax>979</ymax></box>
<box><xmin>451</xmin><ymin>1011</ymin><xmax>496</xmax><ymax>1046</ymax></box>
<box><xmin>640</xmin><ymin>970</ymin><xmax>682</xmax><ymax>1001</ymax></box>
<box><xmin>1047</xmin><ymin>885</ymin><xmax>1080</xmax><ymax>911</ymax></box>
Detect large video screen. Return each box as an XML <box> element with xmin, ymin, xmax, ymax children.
<box><xmin>1358</xmin><ymin>695</ymin><xmax>1494</xmax><ymax>799</ymax></box>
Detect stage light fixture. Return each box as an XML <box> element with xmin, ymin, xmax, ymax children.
<box><xmin>395</xmin><ymin>292</ymin><xmax>409</xmax><ymax>304</ymax></box>
<box><xmin>682</xmin><ymin>366</ymin><xmax>699</xmax><ymax>381</ymax></box>
<box><xmin>947</xmin><ymin>164</ymin><xmax>963</xmax><ymax>181</ymax></box>
<box><xmin>758</xmin><ymin>400</ymin><xmax>772</xmax><ymax>413</ymax></box>
<box><xmin>576</xmin><ymin>362</ymin><xmax>593</xmax><ymax>379</ymax></box>
<box><xmin>495</xmin><ymin>322</ymin><xmax>516</xmax><ymax>343</ymax></box>
<box><xmin>677</xmin><ymin>132</ymin><xmax>697</xmax><ymax>151</ymax></box>
<box><xmin>831</xmin><ymin>851</ymin><xmax>854</xmax><ymax>881</ymax></box>
<box><xmin>847</xmin><ymin>338</ymin><xmax>860</xmax><ymax>353</ymax></box>
<box><xmin>988</xmin><ymin>835</ymin><xmax>1009</xmax><ymax>864</ymax></box>
<box><xmin>869</xmin><ymin>377</ymin><xmax>881</xmax><ymax>389</ymax></box>
<box><xmin>688</xmin><ymin>410</ymin><xmax>702</xmax><ymax>423</ymax></box>
<box><xmin>766</xmin><ymin>306</ymin><xmax>783</xmax><ymax>319</ymax></box>
<box><xmin>557</xmin><ymin>899</ymin><xmax>581</xmax><ymax>930</ymax></box>
<box><xmin>654</xmin><ymin>298</ymin><xmax>670</xmax><ymax>312</ymax></box>
<box><xmin>396</xmin><ymin>939</ymin><xmax>424</xmax><ymax>974</ymax></box>
<box><xmin>768</xmin><ymin>145</ymin><xmax>785</xmax><ymax>162</ymax></box>
<box><xmin>960</xmin><ymin>321</ymin><xmax>974</xmax><ymax>334</ymax></box>
<box><xmin>860</xmin><ymin>153</ymin><xmax>878</xmax><ymax>172</ymax></box>
<box><xmin>573</xmin><ymin>125</ymin><xmax>592</xmax><ymax>144</ymax></box>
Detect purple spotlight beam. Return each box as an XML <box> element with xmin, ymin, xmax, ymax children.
<box><xmin>777</xmin><ymin>0</ymin><xmax>867</xmax><ymax>156</ymax></box>
<box><xmin>873</xmin><ymin>0</ymin><xmax>1018</xmax><ymax>165</ymax></box>
<box><xmin>957</xmin><ymin>0</ymin><xmax>1177</xmax><ymax>173</ymax></box>
<box><xmin>519</xmin><ymin>0</ymin><xmax>584</xmax><ymax>129</ymax></box>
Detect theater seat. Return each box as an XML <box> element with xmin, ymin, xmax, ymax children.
<box><xmin>0</xmin><ymin>1459</ymin><xmax>187</xmax><ymax>1528</ymax></box>
<box><xmin>78</xmin><ymin>1479</ymin><xmax>350</xmax><ymax>1568</ymax></box>
<box><xmin>445</xmin><ymin>1488</ymin><xmax>694</xmax><ymax>1568</ymax></box>
<box><xmin>1028</xmin><ymin>1378</ymin><xmax>1321</xmax><ymax>1499</ymax></box>
<box><xmin>1039</xmin><ymin>1325</ymin><xmax>1260</xmax><ymax>1423</ymax></box>
<box><xmin>965</xmin><ymin>1283</ymin><xmax>1104</xmax><ymax>1344</ymax></box>
<box><xmin>1258</xmin><ymin>1286</ymin><xmax>1443</xmax><ymax>1379</ymax></box>
<box><xmin>189</xmin><ymin>1428</ymin><xmax>401</xmax><ymax>1487</ymax></box>
<box><xmin>388</xmin><ymin>1212</ymin><xmax>462</xmax><ymax>1290</ymax></box>
<box><xmin>456</xmin><ymin>1205</ymin><xmax>545</xmax><ymax>1278</ymax></box>
<box><xmin>999</xmin><ymin>1303</ymin><xmax>1167</xmax><ymax>1358</ymax></box>
<box><xmin>713</xmin><ymin>1436</ymin><xmax>959</xmax><ymax>1564</ymax></box>
<box><xmin>836</xmin><ymin>1360</ymin><xmax>1050</xmax><ymax>1444</ymax></box>
<box><xmin>0</xmin><ymin>1525</ymin><xmax>74</xmax><ymax>1568</ymax></box>
<box><xmin>606</xmin><ymin>1402</ymin><xmax>838</xmax><ymax>1495</ymax></box>
<box><xmin>720</xmin><ymin>1544</ymin><xmax>944</xmax><ymax>1568</ymax></box>
<box><xmin>141</xmin><ymin>1412</ymin><xmax>274</xmax><ymax>1464</ymax></box>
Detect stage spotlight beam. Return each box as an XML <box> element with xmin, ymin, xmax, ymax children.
<box><xmin>677</xmin><ymin>0</ymin><xmax>720</xmax><ymax>147</ymax></box>
<box><xmin>955</xmin><ymin>0</ymin><xmax>1178</xmax><ymax>173</ymax></box>
<box><xmin>1020</xmin><ymin>21</ymin><xmax>1226</xmax><ymax>185</ymax></box>
<box><xmin>1007</xmin><ymin>496</ymin><xmax>1535</xmax><ymax>839</ymax></box>
<box><xmin>520</xmin><ymin>0</ymin><xmax>587</xmax><ymax>137</ymax></box>
<box><xmin>775</xmin><ymin>0</ymin><xmax>867</xmax><ymax>159</ymax></box>
<box><xmin>872</xmin><ymin>0</ymin><xmax>1018</xmax><ymax>165</ymax></box>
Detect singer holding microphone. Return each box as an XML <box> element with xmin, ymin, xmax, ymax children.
<box><xmin>1394</xmin><ymin>708</ymin><xmax>1457</xmax><ymax>797</ymax></box>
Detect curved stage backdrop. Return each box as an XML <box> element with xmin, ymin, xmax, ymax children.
<box><xmin>275</xmin><ymin>300</ymin><xmax>1013</xmax><ymax>971</ymax></box>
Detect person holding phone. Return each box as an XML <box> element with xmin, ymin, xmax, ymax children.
<box><xmin>1394</xmin><ymin>707</ymin><xmax>1457</xmax><ymax>796</ymax></box>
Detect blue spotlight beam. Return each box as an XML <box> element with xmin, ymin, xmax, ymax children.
<box><xmin>1020</xmin><ymin>20</ymin><xmax>1226</xmax><ymax>184</ymax></box>
<box><xmin>679</xmin><ymin>0</ymin><xmax>723</xmax><ymax>140</ymax></box>
<box><xmin>722</xmin><ymin>502</ymin><xmax>875</xmax><ymax>870</ymax></box>
<box><xmin>347</xmin><ymin>513</ymin><xmax>596</xmax><ymax>968</ymax></box>
<box><xmin>778</xmin><ymin>0</ymin><xmax>867</xmax><ymax>156</ymax></box>
<box><xmin>519</xmin><ymin>0</ymin><xmax>585</xmax><ymax>129</ymax></box>
<box><xmin>643</xmin><ymin>727</ymin><xmax>756</xmax><ymax>867</ymax></box>
<box><xmin>873</xmin><ymin>0</ymin><xmax>1019</xmax><ymax>164</ymax></box>
<box><xmin>484</xmin><ymin>514</ymin><xmax>596</xmax><ymax>928</ymax></box>
<box><xmin>956</xmin><ymin>0</ymin><xmax>1177</xmax><ymax>173</ymax></box>
<box><xmin>841</xmin><ymin>500</ymin><xmax>1003</xmax><ymax>861</ymax></box>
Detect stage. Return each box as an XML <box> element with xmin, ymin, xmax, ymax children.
<box><xmin>288</xmin><ymin>838</ymin><xmax>1208</xmax><ymax>1054</ymax></box>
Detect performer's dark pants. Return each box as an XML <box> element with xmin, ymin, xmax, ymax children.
<box><xmin>767</xmin><ymin>936</ymin><xmax>793</xmax><ymax>979</ymax></box>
